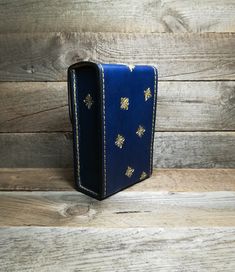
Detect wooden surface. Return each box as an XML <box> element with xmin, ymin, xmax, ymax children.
<box><xmin>1</xmin><ymin>168</ymin><xmax>235</xmax><ymax>192</ymax></box>
<box><xmin>1</xmin><ymin>191</ymin><xmax>235</xmax><ymax>227</ymax></box>
<box><xmin>0</xmin><ymin>168</ymin><xmax>235</xmax><ymax>271</ymax></box>
<box><xmin>0</xmin><ymin>0</ymin><xmax>235</xmax><ymax>33</ymax></box>
<box><xmin>0</xmin><ymin>32</ymin><xmax>234</xmax><ymax>81</ymax></box>
<box><xmin>1</xmin><ymin>227</ymin><xmax>234</xmax><ymax>272</ymax></box>
<box><xmin>0</xmin><ymin>132</ymin><xmax>234</xmax><ymax>168</ymax></box>
<box><xmin>1</xmin><ymin>81</ymin><xmax>234</xmax><ymax>132</ymax></box>
<box><xmin>0</xmin><ymin>2</ymin><xmax>234</xmax><ymax>170</ymax></box>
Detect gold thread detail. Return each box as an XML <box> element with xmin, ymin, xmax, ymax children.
<box><xmin>99</xmin><ymin>64</ymin><xmax>107</xmax><ymax>196</ymax></box>
<box><xmin>150</xmin><ymin>66</ymin><xmax>157</xmax><ymax>174</ymax></box>
<box><xmin>115</xmin><ymin>134</ymin><xmax>125</xmax><ymax>149</ymax></box>
<box><xmin>72</xmin><ymin>71</ymin><xmax>98</xmax><ymax>196</ymax></box>
<box><xmin>120</xmin><ymin>97</ymin><xmax>129</xmax><ymax>110</ymax></box>
<box><xmin>83</xmin><ymin>93</ymin><xmax>94</xmax><ymax>109</ymax></box>
<box><xmin>128</xmin><ymin>64</ymin><xmax>135</xmax><ymax>72</ymax></box>
<box><xmin>136</xmin><ymin>125</ymin><xmax>145</xmax><ymax>138</ymax></box>
<box><xmin>125</xmin><ymin>166</ymin><xmax>135</xmax><ymax>178</ymax></box>
<box><xmin>144</xmin><ymin>87</ymin><xmax>152</xmax><ymax>101</ymax></box>
<box><xmin>140</xmin><ymin>171</ymin><xmax>147</xmax><ymax>180</ymax></box>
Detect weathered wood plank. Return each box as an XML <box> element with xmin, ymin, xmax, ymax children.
<box><xmin>1</xmin><ymin>168</ymin><xmax>235</xmax><ymax>192</ymax></box>
<box><xmin>154</xmin><ymin>132</ymin><xmax>235</xmax><ymax>168</ymax></box>
<box><xmin>0</xmin><ymin>133</ymin><xmax>73</xmax><ymax>168</ymax></box>
<box><xmin>0</xmin><ymin>227</ymin><xmax>235</xmax><ymax>272</ymax></box>
<box><xmin>0</xmin><ymin>132</ymin><xmax>234</xmax><ymax>168</ymax></box>
<box><xmin>0</xmin><ymin>191</ymin><xmax>235</xmax><ymax>227</ymax></box>
<box><xmin>0</xmin><ymin>33</ymin><xmax>234</xmax><ymax>81</ymax></box>
<box><xmin>157</xmin><ymin>81</ymin><xmax>235</xmax><ymax>131</ymax></box>
<box><xmin>0</xmin><ymin>82</ymin><xmax>69</xmax><ymax>132</ymax></box>
<box><xmin>0</xmin><ymin>0</ymin><xmax>235</xmax><ymax>33</ymax></box>
<box><xmin>0</xmin><ymin>168</ymin><xmax>74</xmax><ymax>191</ymax></box>
<box><xmin>1</xmin><ymin>81</ymin><xmax>234</xmax><ymax>132</ymax></box>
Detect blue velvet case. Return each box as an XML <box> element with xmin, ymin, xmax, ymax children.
<box><xmin>68</xmin><ymin>62</ymin><xmax>158</xmax><ymax>200</ymax></box>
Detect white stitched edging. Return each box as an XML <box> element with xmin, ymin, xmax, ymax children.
<box><xmin>73</xmin><ymin>70</ymin><xmax>99</xmax><ymax>196</ymax></box>
<box><xmin>99</xmin><ymin>64</ymin><xmax>107</xmax><ymax>197</ymax></box>
<box><xmin>150</xmin><ymin>66</ymin><xmax>157</xmax><ymax>174</ymax></box>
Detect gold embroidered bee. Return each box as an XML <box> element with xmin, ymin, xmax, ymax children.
<box><xmin>120</xmin><ymin>97</ymin><xmax>129</xmax><ymax>110</ymax></box>
<box><xmin>83</xmin><ymin>94</ymin><xmax>94</xmax><ymax>109</ymax></box>
<box><xmin>140</xmin><ymin>171</ymin><xmax>147</xmax><ymax>180</ymax></box>
<box><xmin>136</xmin><ymin>125</ymin><xmax>145</xmax><ymax>138</ymax></box>
<box><xmin>144</xmin><ymin>87</ymin><xmax>152</xmax><ymax>101</ymax></box>
<box><xmin>115</xmin><ymin>134</ymin><xmax>125</xmax><ymax>149</ymax></box>
<box><xmin>127</xmin><ymin>64</ymin><xmax>135</xmax><ymax>72</ymax></box>
<box><xmin>125</xmin><ymin>166</ymin><xmax>135</xmax><ymax>178</ymax></box>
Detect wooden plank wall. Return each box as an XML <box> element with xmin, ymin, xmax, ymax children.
<box><xmin>1</xmin><ymin>169</ymin><xmax>235</xmax><ymax>271</ymax></box>
<box><xmin>0</xmin><ymin>0</ymin><xmax>235</xmax><ymax>168</ymax></box>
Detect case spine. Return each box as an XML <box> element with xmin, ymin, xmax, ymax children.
<box><xmin>68</xmin><ymin>64</ymin><xmax>103</xmax><ymax>200</ymax></box>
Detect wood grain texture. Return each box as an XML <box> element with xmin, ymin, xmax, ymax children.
<box><xmin>0</xmin><ymin>0</ymin><xmax>235</xmax><ymax>33</ymax></box>
<box><xmin>0</xmin><ymin>82</ymin><xmax>68</xmax><ymax>132</ymax></box>
<box><xmin>1</xmin><ymin>2</ymin><xmax>234</xmax><ymax>269</ymax></box>
<box><xmin>153</xmin><ymin>132</ymin><xmax>235</xmax><ymax>168</ymax></box>
<box><xmin>1</xmin><ymin>81</ymin><xmax>234</xmax><ymax>132</ymax></box>
<box><xmin>0</xmin><ymin>32</ymin><xmax>234</xmax><ymax>81</ymax></box>
<box><xmin>0</xmin><ymin>191</ymin><xmax>235</xmax><ymax>227</ymax></box>
<box><xmin>0</xmin><ymin>168</ymin><xmax>74</xmax><ymax>191</ymax></box>
<box><xmin>0</xmin><ymin>227</ymin><xmax>235</xmax><ymax>272</ymax></box>
<box><xmin>0</xmin><ymin>168</ymin><xmax>235</xmax><ymax>192</ymax></box>
<box><xmin>0</xmin><ymin>132</ymin><xmax>234</xmax><ymax>168</ymax></box>
<box><xmin>0</xmin><ymin>133</ymin><xmax>73</xmax><ymax>168</ymax></box>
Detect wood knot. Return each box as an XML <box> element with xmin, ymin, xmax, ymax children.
<box><xmin>22</xmin><ymin>64</ymin><xmax>35</xmax><ymax>74</ymax></box>
<box><xmin>64</xmin><ymin>205</ymin><xmax>90</xmax><ymax>217</ymax></box>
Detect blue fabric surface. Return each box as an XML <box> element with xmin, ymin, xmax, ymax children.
<box><xmin>101</xmin><ymin>64</ymin><xmax>157</xmax><ymax>196</ymax></box>
<box><xmin>68</xmin><ymin>62</ymin><xmax>158</xmax><ymax>200</ymax></box>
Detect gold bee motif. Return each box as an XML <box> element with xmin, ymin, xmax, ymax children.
<box><xmin>136</xmin><ymin>125</ymin><xmax>145</xmax><ymax>138</ymax></box>
<box><xmin>144</xmin><ymin>87</ymin><xmax>152</xmax><ymax>101</ymax></box>
<box><xmin>140</xmin><ymin>171</ymin><xmax>147</xmax><ymax>180</ymax></box>
<box><xmin>115</xmin><ymin>134</ymin><xmax>125</xmax><ymax>149</ymax></box>
<box><xmin>120</xmin><ymin>97</ymin><xmax>129</xmax><ymax>110</ymax></box>
<box><xmin>127</xmin><ymin>64</ymin><xmax>135</xmax><ymax>72</ymax></box>
<box><xmin>83</xmin><ymin>94</ymin><xmax>94</xmax><ymax>109</ymax></box>
<box><xmin>125</xmin><ymin>166</ymin><xmax>135</xmax><ymax>178</ymax></box>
